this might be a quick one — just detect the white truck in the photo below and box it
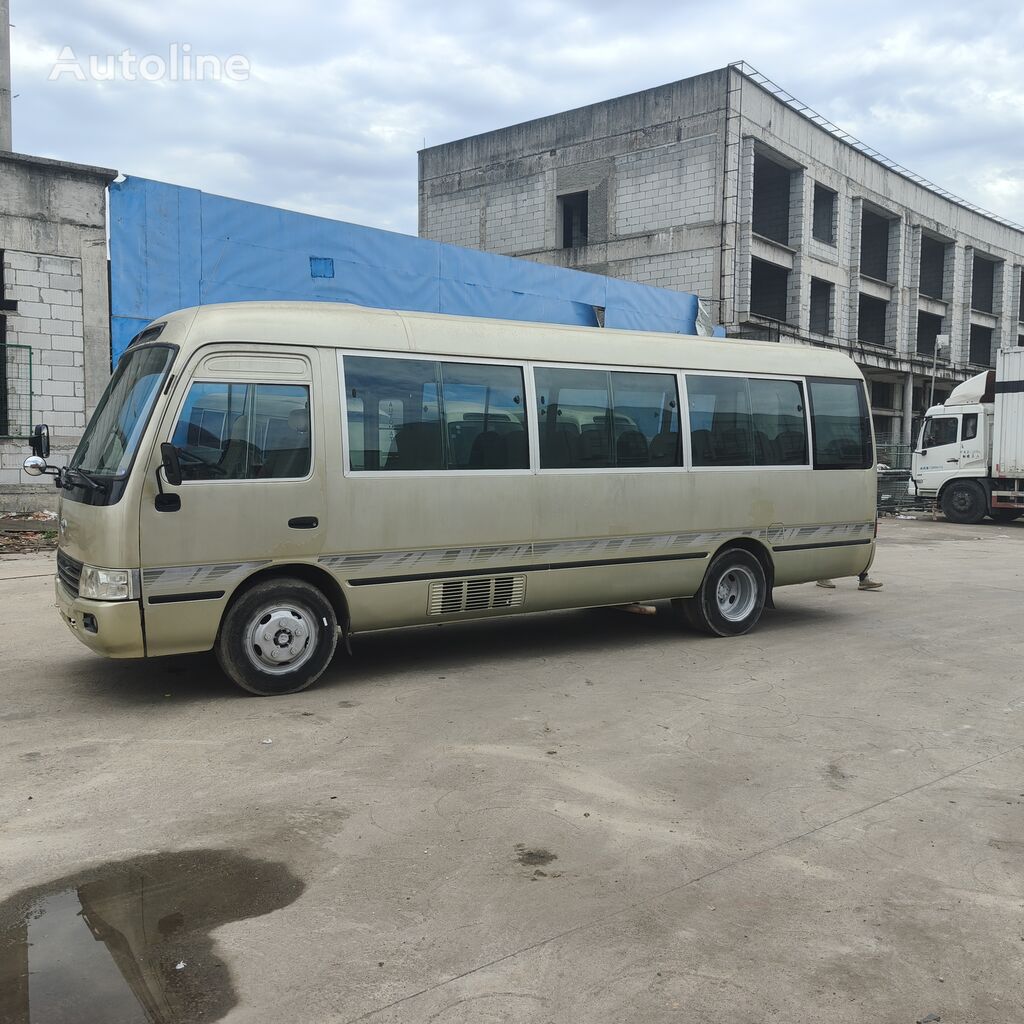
[912,349,1024,524]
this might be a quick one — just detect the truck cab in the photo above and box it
[913,402,990,497]
[912,356,1024,524]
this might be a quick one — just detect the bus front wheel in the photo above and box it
[216,577,338,696]
[674,548,767,637]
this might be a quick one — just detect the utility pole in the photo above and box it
[0,0,11,150]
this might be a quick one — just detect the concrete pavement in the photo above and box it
[1,518,1023,1023]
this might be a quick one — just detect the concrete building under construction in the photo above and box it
[419,63,1024,443]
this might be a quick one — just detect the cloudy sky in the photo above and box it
[9,0,1024,235]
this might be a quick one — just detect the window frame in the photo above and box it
[338,351,854,477]
[168,376,316,485]
[681,370,813,473]
[806,375,874,471]
[338,349,535,478]
[532,359,685,475]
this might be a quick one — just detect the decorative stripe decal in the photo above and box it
[994,380,1024,394]
[347,550,709,587]
[320,522,874,584]
[142,560,270,598]
[134,522,875,598]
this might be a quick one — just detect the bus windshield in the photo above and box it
[70,344,175,479]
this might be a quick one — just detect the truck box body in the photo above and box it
[993,349,1024,478]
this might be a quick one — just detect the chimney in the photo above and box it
[0,0,11,150]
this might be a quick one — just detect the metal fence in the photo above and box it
[876,442,927,512]
[0,343,33,439]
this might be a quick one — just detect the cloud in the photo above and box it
[8,0,1024,235]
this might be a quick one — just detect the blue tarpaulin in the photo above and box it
[109,176,703,364]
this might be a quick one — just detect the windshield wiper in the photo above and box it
[63,467,107,493]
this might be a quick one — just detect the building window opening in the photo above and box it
[858,293,888,345]
[809,277,833,335]
[752,153,792,246]
[812,185,836,244]
[749,258,790,323]
[971,255,996,313]
[918,235,946,299]
[559,192,589,249]
[916,311,943,357]
[969,323,994,366]
[871,380,896,409]
[860,209,891,281]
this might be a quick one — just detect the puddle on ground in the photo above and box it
[0,848,304,1024]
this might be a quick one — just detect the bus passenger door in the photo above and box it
[138,351,326,657]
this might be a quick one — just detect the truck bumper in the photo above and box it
[55,578,146,659]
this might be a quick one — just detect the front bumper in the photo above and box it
[55,578,146,658]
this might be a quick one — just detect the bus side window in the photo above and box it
[807,378,873,469]
[172,382,311,480]
[685,375,754,467]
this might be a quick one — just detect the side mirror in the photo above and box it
[160,442,182,487]
[23,455,47,477]
[29,424,50,459]
[154,442,183,511]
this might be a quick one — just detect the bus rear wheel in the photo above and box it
[941,481,986,525]
[675,547,767,637]
[216,577,338,696]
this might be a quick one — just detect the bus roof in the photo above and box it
[155,301,864,379]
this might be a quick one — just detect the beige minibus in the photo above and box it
[24,302,876,695]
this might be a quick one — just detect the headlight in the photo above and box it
[78,565,138,601]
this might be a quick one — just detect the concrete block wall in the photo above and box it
[1,250,86,489]
[615,249,716,298]
[613,136,717,235]
[483,177,547,253]
[420,192,481,250]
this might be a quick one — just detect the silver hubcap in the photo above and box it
[245,602,318,675]
[715,566,758,622]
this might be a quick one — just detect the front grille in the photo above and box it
[427,575,526,616]
[57,550,83,597]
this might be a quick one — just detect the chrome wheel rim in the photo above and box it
[244,601,318,676]
[715,566,758,622]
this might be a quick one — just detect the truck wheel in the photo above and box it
[674,547,766,637]
[989,509,1023,523]
[216,577,338,696]
[940,481,986,525]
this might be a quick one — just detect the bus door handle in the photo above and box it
[946,458,958,463]
[288,516,319,529]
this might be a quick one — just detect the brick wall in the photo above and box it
[1,249,86,489]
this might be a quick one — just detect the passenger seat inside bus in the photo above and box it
[258,407,311,478]
[648,431,680,466]
[616,429,649,467]
[387,422,443,470]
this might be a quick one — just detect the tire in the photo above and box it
[989,509,1023,523]
[215,577,338,696]
[675,547,767,637]
[941,481,986,525]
